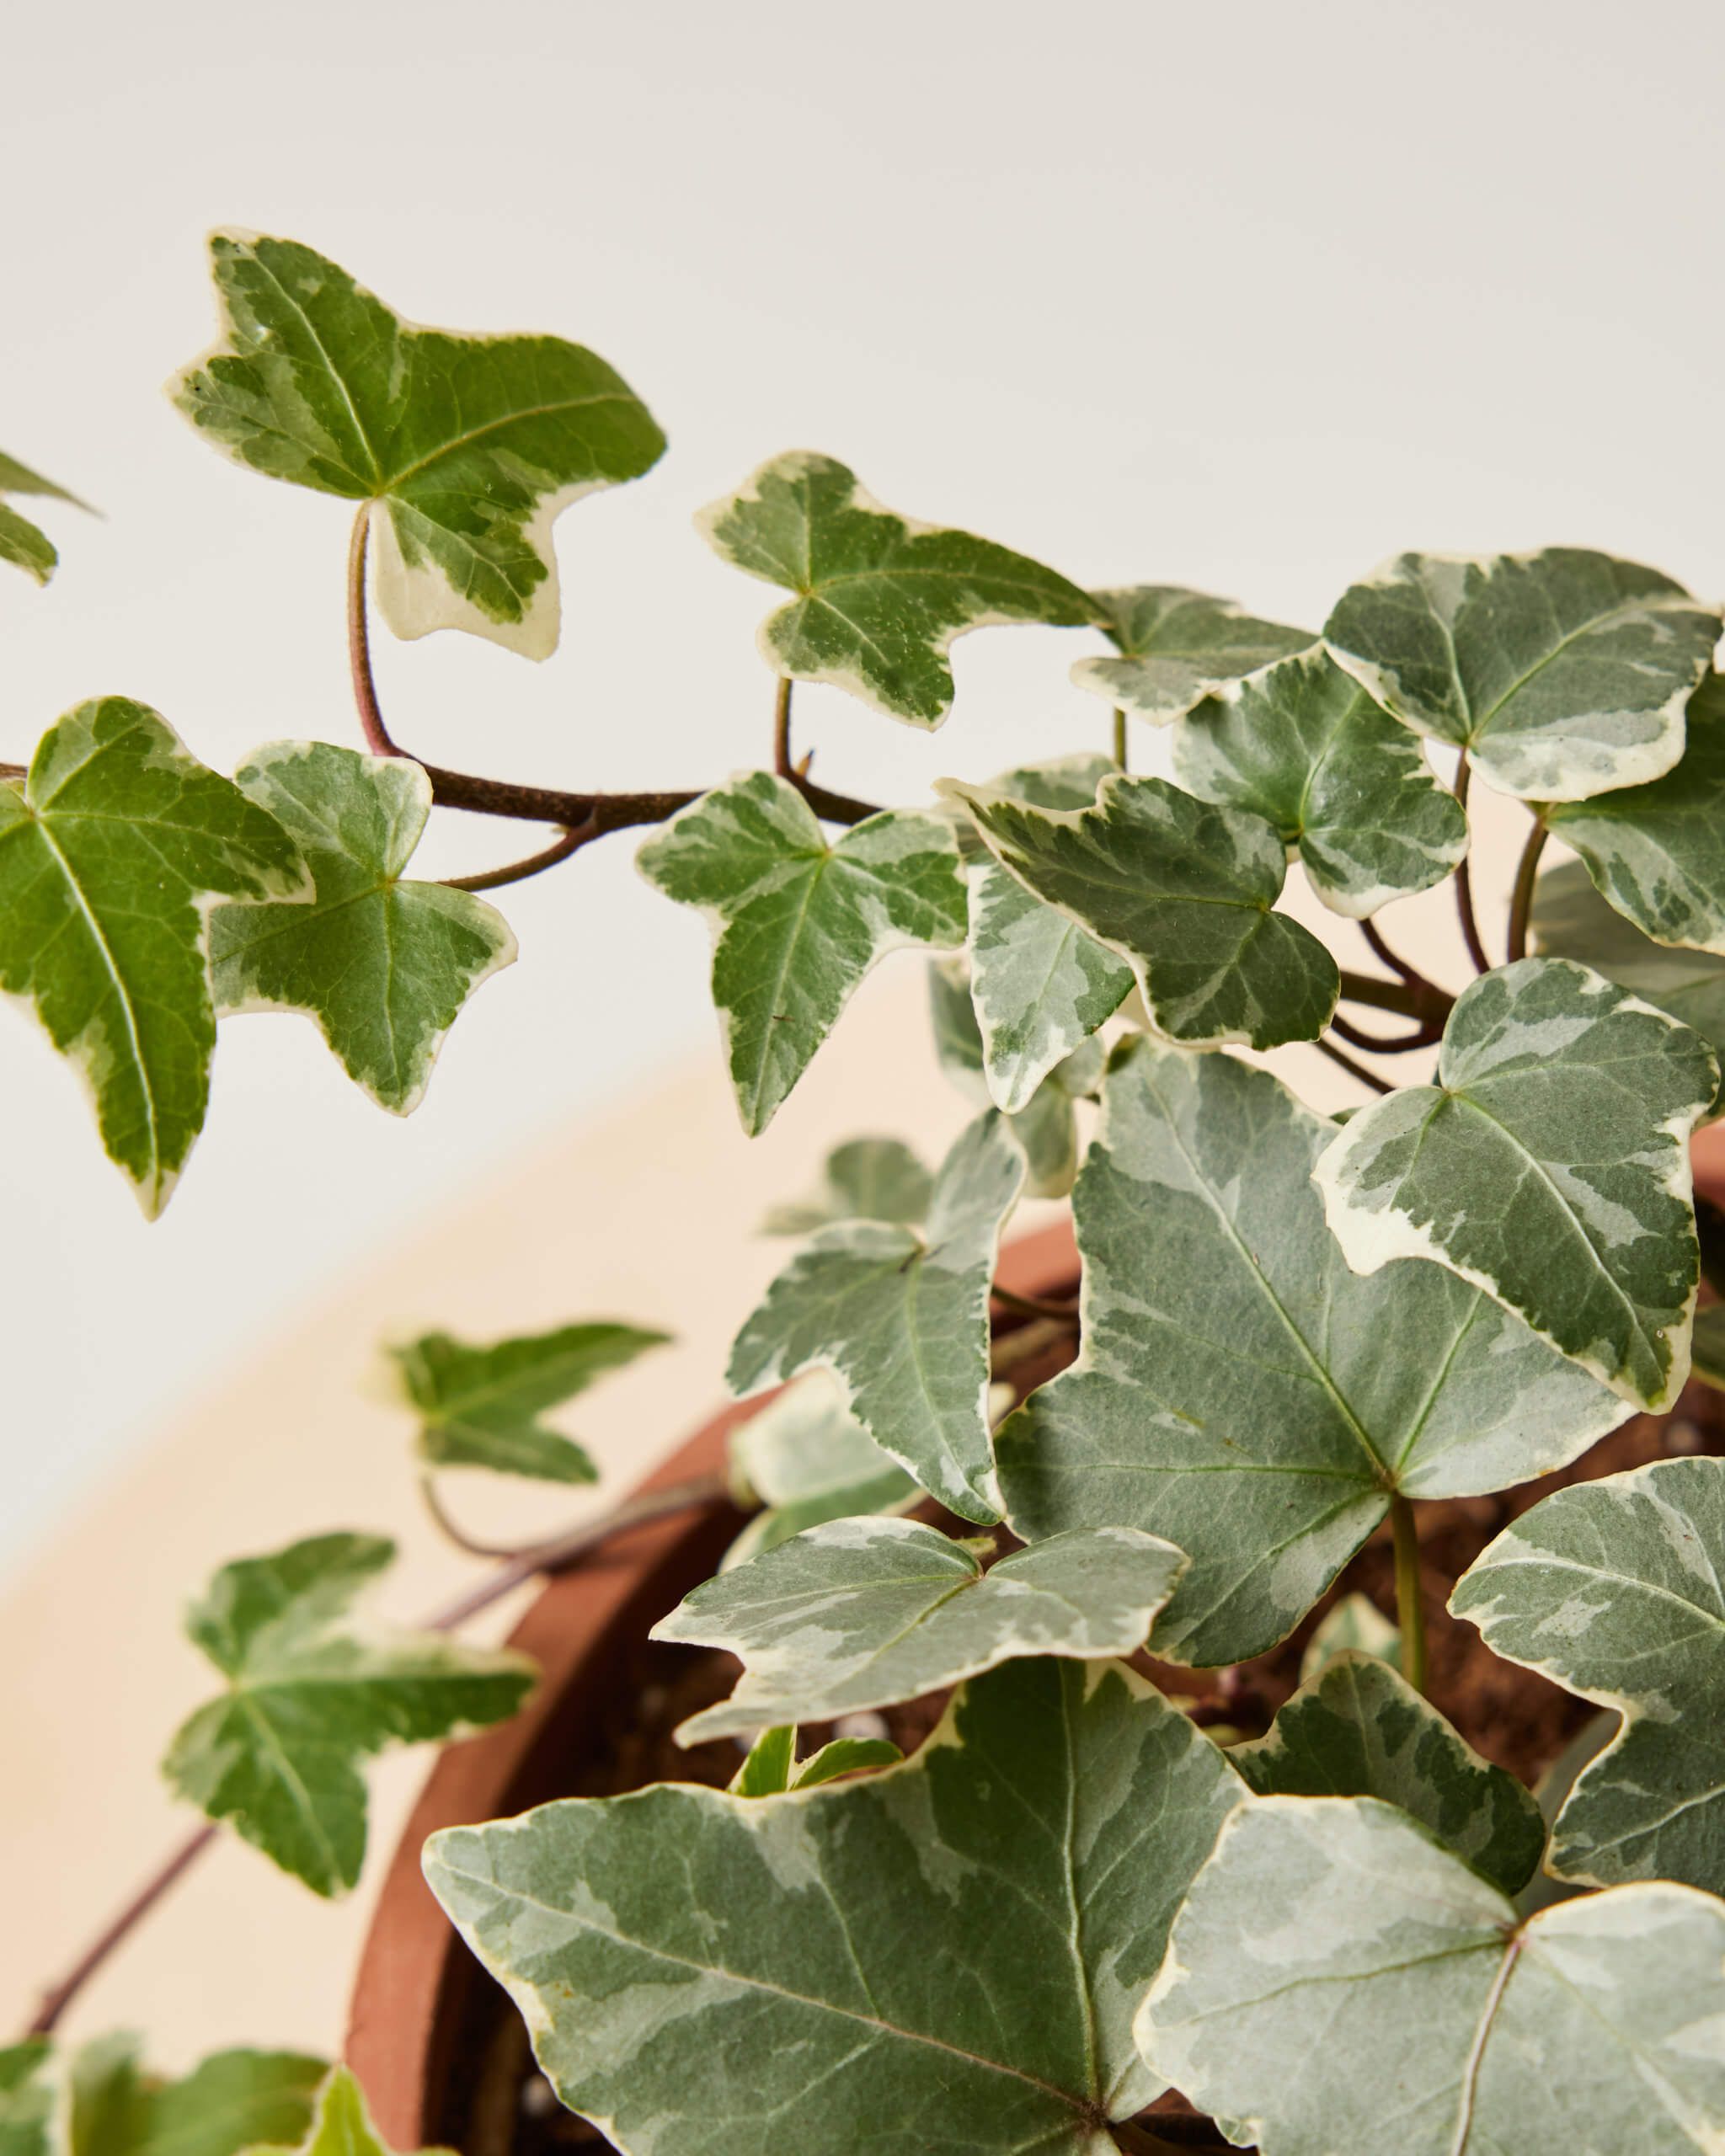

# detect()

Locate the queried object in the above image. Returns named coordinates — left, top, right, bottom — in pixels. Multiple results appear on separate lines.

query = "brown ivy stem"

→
left=441, top=823, right=590, bottom=894
left=1505, top=817, right=1548, bottom=963
left=1110, top=2121, right=1185, bottom=2153
left=1337, top=969, right=1454, bottom=1027
left=1451, top=755, right=1493, bottom=975
left=24, top=1822, right=219, bottom=2038
left=1359, top=915, right=1422, bottom=985
left=990, top=1283, right=1081, bottom=1323
left=1390, top=1492, right=1429, bottom=1694
left=1328, top=1011, right=1439, bottom=1055
left=1316, top=1036, right=1394, bottom=1094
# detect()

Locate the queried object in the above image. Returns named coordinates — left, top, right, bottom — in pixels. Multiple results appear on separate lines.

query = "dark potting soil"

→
left=446, top=1303, right=1725, bottom=2156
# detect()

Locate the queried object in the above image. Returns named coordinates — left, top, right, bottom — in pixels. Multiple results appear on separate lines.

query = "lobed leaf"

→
left=163, top=1533, right=535, bottom=1895
left=638, top=772, right=966, bottom=1135
left=236, top=2068, right=447, bottom=2156
left=728, top=1109, right=1024, bottom=1522
left=173, top=233, right=664, bottom=659
left=0, top=450, right=89, bottom=585
left=0, top=700, right=307, bottom=1214
left=696, top=451, right=1095, bottom=727
left=656, top=1516, right=1188, bottom=1741
left=1451, top=1456, right=1725, bottom=1895
left=0, top=2046, right=51, bottom=2156
left=1325, top=547, right=1721, bottom=801
left=722, top=1369, right=920, bottom=1569
left=928, top=954, right=1103, bottom=1198
left=1071, top=585, right=1313, bottom=724
left=211, top=744, right=515, bottom=1114
left=424, top=1657, right=1245, bottom=2154
left=996, top=1038, right=1625, bottom=1666
left=759, top=1135, right=933, bottom=1235
left=1315, top=956, right=1718, bottom=1410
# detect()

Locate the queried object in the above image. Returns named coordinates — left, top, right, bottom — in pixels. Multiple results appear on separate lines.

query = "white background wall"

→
left=3, top=0, right=1722, bottom=1571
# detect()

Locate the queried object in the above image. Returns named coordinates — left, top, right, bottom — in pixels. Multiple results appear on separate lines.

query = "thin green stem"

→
left=1112, top=707, right=1128, bottom=771
left=1391, top=1492, right=1429, bottom=1694
left=1505, top=816, right=1549, bottom=963
left=773, top=675, right=794, bottom=778
left=1450, top=754, right=1493, bottom=975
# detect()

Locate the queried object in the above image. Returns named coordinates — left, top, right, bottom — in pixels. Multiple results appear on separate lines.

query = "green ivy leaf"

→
left=138, top=2054, right=327, bottom=2156
left=656, top=1518, right=1187, bottom=1742
left=1299, top=1593, right=1401, bottom=1684
left=941, top=773, right=1338, bottom=1049
left=723, top=1370, right=920, bottom=1569
left=163, top=1533, right=535, bottom=1895
left=1544, top=671, right=1725, bottom=951
left=1231, top=1652, right=1544, bottom=1894
left=928, top=956, right=1100, bottom=1199
left=1324, top=547, right=1722, bottom=801
left=0, top=700, right=307, bottom=1215
left=1315, top=957, right=1718, bottom=1410
left=65, top=2038, right=149, bottom=2156
left=3, top=2043, right=327, bottom=2156
left=173, top=233, right=664, bottom=659
left=789, top=1735, right=903, bottom=1788
left=1531, top=858, right=1725, bottom=1114
left=0, top=451, right=89, bottom=585
left=211, top=744, right=515, bottom=1114
left=1451, top=1457, right=1725, bottom=1895
left=759, top=1136, right=932, bottom=1235
left=696, top=451, right=1095, bottom=727
left=424, top=1657, right=1244, bottom=2153
left=1071, top=586, right=1312, bottom=724
left=0, top=2047, right=51, bottom=2156
left=238, top=2068, right=446, bottom=2156
left=727, top=1725, right=905, bottom=1796
left=996, top=1038, right=1625, bottom=1666
left=1141, top=1796, right=1725, bottom=2155
left=728, top=1110, right=1023, bottom=1523
left=638, top=772, right=966, bottom=1135
left=389, top=1320, right=670, bottom=1485
left=1693, top=1305, right=1725, bottom=1389
left=1172, top=645, right=1468, bottom=916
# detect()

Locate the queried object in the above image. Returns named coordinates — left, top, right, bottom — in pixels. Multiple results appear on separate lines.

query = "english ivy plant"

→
left=16, top=229, right=1725, bottom=2156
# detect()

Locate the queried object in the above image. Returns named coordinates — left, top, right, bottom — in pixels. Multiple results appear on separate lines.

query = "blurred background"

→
left=3, top=0, right=1720, bottom=2051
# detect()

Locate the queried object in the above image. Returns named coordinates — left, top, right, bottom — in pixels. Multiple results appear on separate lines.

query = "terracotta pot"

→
left=344, top=1220, right=1080, bottom=2150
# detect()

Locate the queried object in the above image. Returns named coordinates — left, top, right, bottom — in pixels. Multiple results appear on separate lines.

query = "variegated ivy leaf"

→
left=1171, top=645, right=1468, bottom=916
left=1315, top=957, right=1718, bottom=1411
left=1138, top=1796, right=1725, bottom=2156
left=5, top=2041, right=327, bottom=2156
left=424, top=1656, right=1245, bottom=2154
left=940, top=773, right=1338, bottom=1049
left=759, top=1135, right=932, bottom=1235
left=996, top=1038, right=1625, bottom=1666
left=1071, top=585, right=1313, bottom=724
left=163, top=1533, right=535, bottom=1895
left=136, top=2052, right=328, bottom=2156
left=0, top=699, right=307, bottom=1216
left=1531, top=857, right=1725, bottom=1115
left=238, top=2068, right=447, bottom=2156
left=211, top=744, right=515, bottom=1115
left=389, top=1319, right=669, bottom=1485
left=0, top=2046, right=51, bottom=2156
left=1451, top=1457, right=1725, bottom=1895
left=696, top=451, right=1095, bottom=726
left=638, top=772, right=966, bottom=1135
left=1299, top=1592, right=1401, bottom=1684
left=173, top=233, right=664, bottom=659
left=928, top=955, right=1101, bottom=1198
left=1324, top=547, right=1722, bottom=801
left=728, top=1110, right=1024, bottom=1523
left=0, top=450, right=88, bottom=584
left=658, top=1517, right=1187, bottom=1742
left=1231, top=1652, right=1544, bottom=1895
left=722, top=1369, right=919, bottom=1570
left=959, top=754, right=1134, bottom=1110
left=1545, top=671, right=1725, bottom=952
left=728, top=1725, right=903, bottom=1796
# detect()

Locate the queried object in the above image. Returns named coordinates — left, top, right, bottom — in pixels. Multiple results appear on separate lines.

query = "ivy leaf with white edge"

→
left=1324, top=547, right=1722, bottom=801
left=638, top=772, right=967, bottom=1135
left=1315, top=957, right=1717, bottom=1411
left=210, top=744, right=514, bottom=1115
left=1231, top=1652, right=1544, bottom=1895
left=0, top=2047, right=51, bottom=2156
left=0, top=450, right=90, bottom=584
left=1532, top=857, right=1725, bottom=1115
left=1141, top=1796, right=1725, bottom=2156
left=722, top=1369, right=919, bottom=1570
left=695, top=451, right=1096, bottom=727
left=759, top=1136, right=932, bottom=1235
left=389, top=1320, right=670, bottom=1486
left=237, top=2068, right=447, bottom=2156
left=1171, top=645, right=1468, bottom=916
left=137, top=2053, right=328, bottom=2156
left=727, top=1109, right=1024, bottom=1523
left=940, top=772, right=1338, bottom=1049
left=728, top=1724, right=902, bottom=1796
left=1451, top=1456, right=1725, bottom=1895
left=0, top=699, right=307, bottom=1216
left=1299, top=1593, right=1401, bottom=1684
left=172, top=232, right=664, bottom=659
left=927, top=956, right=1097, bottom=1198
left=656, top=1517, right=1188, bottom=1742
left=162, top=1533, right=535, bottom=1895
left=1545, top=670, right=1725, bottom=952
left=1071, top=585, right=1313, bottom=724
left=959, top=755, right=1134, bottom=1110
left=996, top=1038, right=1625, bottom=1667
left=424, top=1656, right=1245, bottom=2155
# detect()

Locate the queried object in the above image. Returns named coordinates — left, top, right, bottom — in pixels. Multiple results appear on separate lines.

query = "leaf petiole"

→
left=1389, top=1491, right=1428, bottom=1694
left=1504, top=816, right=1549, bottom=963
